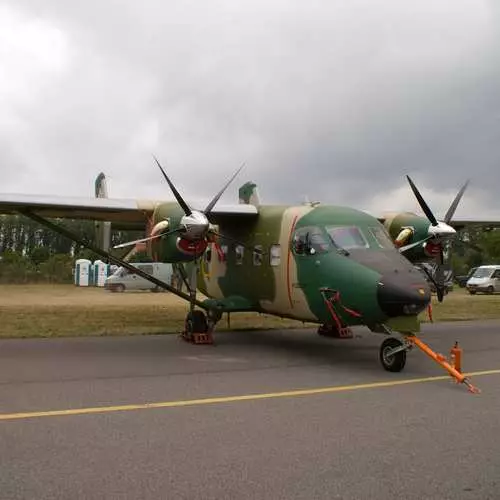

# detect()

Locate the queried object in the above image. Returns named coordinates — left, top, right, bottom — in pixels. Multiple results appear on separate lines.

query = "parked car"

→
left=466, top=265, right=500, bottom=294
left=455, top=267, right=477, bottom=288
left=104, top=262, right=172, bottom=292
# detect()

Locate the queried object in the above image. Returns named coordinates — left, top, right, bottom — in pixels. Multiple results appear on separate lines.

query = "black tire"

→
left=468, top=290, right=476, bottom=295
left=380, top=337, right=406, bottom=372
left=185, top=310, right=208, bottom=334
left=487, top=286, right=494, bottom=294
left=115, top=284, right=125, bottom=293
left=151, top=286, right=161, bottom=293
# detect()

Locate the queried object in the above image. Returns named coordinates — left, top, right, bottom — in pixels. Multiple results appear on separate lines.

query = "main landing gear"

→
left=182, top=309, right=221, bottom=345
left=378, top=334, right=480, bottom=393
left=178, top=262, right=221, bottom=345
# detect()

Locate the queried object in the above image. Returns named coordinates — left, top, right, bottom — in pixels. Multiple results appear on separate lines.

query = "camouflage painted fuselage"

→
left=149, top=203, right=431, bottom=328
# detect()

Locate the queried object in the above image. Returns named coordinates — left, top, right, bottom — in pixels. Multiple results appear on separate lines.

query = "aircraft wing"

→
left=0, top=193, right=156, bottom=225
left=371, top=211, right=500, bottom=229
left=448, top=216, right=500, bottom=229
left=0, top=193, right=259, bottom=229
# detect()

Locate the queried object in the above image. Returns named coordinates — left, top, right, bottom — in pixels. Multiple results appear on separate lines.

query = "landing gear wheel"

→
left=185, top=310, right=208, bottom=335
left=380, top=337, right=407, bottom=372
left=183, top=310, right=213, bottom=344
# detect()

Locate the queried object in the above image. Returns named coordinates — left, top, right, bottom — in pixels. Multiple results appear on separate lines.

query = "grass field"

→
left=0, top=284, right=499, bottom=338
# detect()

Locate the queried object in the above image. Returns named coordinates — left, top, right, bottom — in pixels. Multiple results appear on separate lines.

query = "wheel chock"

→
left=180, top=331, right=214, bottom=345
left=406, top=335, right=480, bottom=394
left=192, top=332, right=214, bottom=345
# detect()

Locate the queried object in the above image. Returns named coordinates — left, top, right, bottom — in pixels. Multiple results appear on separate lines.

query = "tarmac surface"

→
left=1, top=321, right=500, bottom=500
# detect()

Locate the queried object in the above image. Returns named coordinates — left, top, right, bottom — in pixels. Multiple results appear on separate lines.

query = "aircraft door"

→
left=289, top=226, right=329, bottom=316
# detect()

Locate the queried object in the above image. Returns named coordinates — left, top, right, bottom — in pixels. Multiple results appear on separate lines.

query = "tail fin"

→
left=239, top=181, right=260, bottom=207
left=94, top=173, right=111, bottom=252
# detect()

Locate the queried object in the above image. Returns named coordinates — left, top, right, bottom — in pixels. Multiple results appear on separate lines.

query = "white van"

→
left=105, top=263, right=172, bottom=292
left=466, top=265, right=500, bottom=295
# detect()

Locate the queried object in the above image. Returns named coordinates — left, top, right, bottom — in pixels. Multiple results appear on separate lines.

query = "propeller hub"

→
left=180, top=210, right=210, bottom=240
left=427, top=221, right=456, bottom=240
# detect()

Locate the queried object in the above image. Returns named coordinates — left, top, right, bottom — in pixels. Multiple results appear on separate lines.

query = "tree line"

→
left=1, top=214, right=500, bottom=284
left=0, top=215, right=143, bottom=284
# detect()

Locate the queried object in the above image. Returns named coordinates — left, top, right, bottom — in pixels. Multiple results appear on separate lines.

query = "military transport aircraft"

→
left=0, top=159, right=496, bottom=392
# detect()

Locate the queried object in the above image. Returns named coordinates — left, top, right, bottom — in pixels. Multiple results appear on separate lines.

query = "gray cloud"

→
left=1, top=0, right=499, bottom=218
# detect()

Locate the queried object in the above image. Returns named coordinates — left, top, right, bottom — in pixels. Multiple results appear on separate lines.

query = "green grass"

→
left=0, top=285, right=499, bottom=338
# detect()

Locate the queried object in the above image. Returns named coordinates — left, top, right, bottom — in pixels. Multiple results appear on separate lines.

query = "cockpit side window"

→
left=368, top=226, right=396, bottom=249
left=292, top=226, right=329, bottom=255
left=326, top=226, right=369, bottom=250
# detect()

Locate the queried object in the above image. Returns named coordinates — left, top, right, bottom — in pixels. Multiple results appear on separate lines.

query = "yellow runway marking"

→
left=1, top=369, right=499, bottom=422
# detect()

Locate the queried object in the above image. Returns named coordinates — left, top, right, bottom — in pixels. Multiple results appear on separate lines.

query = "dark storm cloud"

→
left=1, top=0, right=499, bottom=217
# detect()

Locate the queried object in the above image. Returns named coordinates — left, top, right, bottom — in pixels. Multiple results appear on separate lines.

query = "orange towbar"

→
left=406, top=336, right=480, bottom=394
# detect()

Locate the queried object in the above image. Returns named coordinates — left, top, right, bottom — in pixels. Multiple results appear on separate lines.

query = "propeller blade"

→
left=113, top=228, right=181, bottom=249
left=418, top=264, right=446, bottom=303
left=153, top=155, right=192, bottom=216
left=434, top=264, right=446, bottom=302
left=406, top=175, right=438, bottom=226
left=437, top=246, right=444, bottom=266
left=444, top=180, right=469, bottom=224
left=204, top=162, right=245, bottom=215
left=398, top=235, right=433, bottom=253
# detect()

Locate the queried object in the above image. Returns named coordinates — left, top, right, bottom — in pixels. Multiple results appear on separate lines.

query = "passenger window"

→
left=235, top=245, right=244, bottom=265
left=270, top=244, right=281, bottom=266
left=253, top=245, right=263, bottom=266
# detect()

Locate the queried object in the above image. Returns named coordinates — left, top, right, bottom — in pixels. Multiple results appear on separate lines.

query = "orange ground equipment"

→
left=450, top=341, right=462, bottom=373
left=406, top=335, right=479, bottom=394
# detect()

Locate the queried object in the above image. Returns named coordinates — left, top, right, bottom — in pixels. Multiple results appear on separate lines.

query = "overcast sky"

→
left=1, top=1, right=499, bottom=219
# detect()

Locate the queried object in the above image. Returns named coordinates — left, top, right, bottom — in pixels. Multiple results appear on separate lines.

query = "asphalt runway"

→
left=1, top=321, right=500, bottom=500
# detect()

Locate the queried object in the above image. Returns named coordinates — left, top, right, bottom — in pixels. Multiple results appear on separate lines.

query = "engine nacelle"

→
left=383, top=212, right=435, bottom=262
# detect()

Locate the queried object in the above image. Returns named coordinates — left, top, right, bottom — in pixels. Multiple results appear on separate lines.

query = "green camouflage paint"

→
left=147, top=198, right=430, bottom=329
left=293, top=206, right=385, bottom=326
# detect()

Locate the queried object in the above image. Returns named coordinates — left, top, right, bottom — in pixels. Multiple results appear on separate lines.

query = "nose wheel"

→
left=380, top=337, right=407, bottom=372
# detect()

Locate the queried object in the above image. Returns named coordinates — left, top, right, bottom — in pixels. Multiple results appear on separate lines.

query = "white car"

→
left=466, top=265, right=500, bottom=295
left=104, top=263, right=172, bottom=292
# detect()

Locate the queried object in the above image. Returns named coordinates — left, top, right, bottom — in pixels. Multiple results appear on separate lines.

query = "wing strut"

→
left=21, top=210, right=210, bottom=311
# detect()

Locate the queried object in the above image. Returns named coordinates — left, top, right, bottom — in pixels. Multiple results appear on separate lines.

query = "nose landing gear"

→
left=379, top=334, right=480, bottom=393
left=380, top=337, right=408, bottom=372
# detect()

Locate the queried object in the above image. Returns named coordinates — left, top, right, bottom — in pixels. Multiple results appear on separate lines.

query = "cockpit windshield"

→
left=326, top=226, right=369, bottom=250
left=293, top=224, right=396, bottom=256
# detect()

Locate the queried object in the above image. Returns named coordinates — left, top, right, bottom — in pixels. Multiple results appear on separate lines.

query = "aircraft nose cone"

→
left=377, top=276, right=431, bottom=317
